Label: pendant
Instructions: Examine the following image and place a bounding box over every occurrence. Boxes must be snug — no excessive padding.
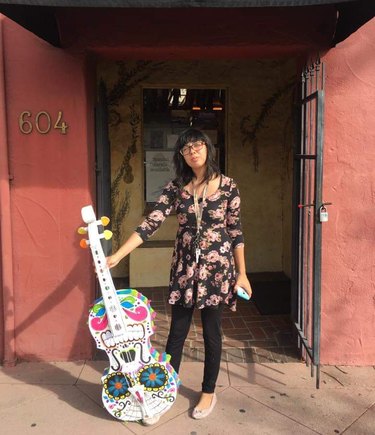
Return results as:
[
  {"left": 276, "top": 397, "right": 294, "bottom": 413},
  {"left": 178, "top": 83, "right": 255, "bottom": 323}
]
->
[
  {"left": 193, "top": 232, "right": 201, "bottom": 264},
  {"left": 195, "top": 247, "right": 201, "bottom": 264},
  {"left": 193, "top": 231, "right": 200, "bottom": 248}
]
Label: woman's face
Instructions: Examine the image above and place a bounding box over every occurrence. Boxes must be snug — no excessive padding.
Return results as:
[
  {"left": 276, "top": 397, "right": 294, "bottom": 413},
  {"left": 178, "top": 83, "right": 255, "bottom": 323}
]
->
[{"left": 181, "top": 140, "right": 208, "bottom": 171}]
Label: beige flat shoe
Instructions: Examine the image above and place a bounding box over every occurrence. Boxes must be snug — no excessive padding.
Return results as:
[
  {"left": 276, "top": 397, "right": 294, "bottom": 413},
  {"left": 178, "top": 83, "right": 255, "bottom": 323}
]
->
[
  {"left": 192, "top": 394, "right": 217, "bottom": 419},
  {"left": 142, "top": 414, "right": 160, "bottom": 426}
]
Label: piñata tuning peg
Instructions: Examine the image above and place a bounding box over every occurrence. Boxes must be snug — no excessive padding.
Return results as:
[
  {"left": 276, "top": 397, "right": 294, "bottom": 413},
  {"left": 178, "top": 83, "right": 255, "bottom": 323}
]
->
[
  {"left": 77, "top": 226, "right": 88, "bottom": 235},
  {"left": 80, "top": 239, "right": 89, "bottom": 249},
  {"left": 103, "top": 230, "right": 113, "bottom": 241},
  {"left": 101, "top": 216, "right": 110, "bottom": 227}
]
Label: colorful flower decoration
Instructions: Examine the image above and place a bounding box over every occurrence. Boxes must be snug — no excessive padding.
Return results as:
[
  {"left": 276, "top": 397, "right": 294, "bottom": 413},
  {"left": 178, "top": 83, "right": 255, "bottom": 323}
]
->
[
  {"left": 104, "top": 372, "right": 132, "bottom": 400},
  {"left": 138, "top": 364, "right": 168, "bottom": 391}
]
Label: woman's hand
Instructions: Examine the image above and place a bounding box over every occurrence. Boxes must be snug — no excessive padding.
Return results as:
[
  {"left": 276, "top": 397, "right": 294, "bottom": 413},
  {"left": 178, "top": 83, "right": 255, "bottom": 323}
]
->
[
  {"left": 105, "top": 232, "right": 144, "bottom": 270},
  {"left": 235, "top": 273, "right": 253, "bottom": 299},
  {"left": 106, "top": 253, "right": 121, "bottom": 269}
]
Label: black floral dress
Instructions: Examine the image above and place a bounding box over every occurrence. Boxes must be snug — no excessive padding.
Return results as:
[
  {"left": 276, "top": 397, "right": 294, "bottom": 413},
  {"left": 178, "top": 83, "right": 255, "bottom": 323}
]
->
[{"left": 135, "top": 175, "right": 245, "bottom": 311}]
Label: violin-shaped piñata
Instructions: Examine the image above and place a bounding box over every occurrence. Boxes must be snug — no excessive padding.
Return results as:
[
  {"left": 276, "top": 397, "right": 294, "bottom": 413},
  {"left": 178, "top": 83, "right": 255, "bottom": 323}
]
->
[{"left": 78, "top": 205, "right": 180, "bottom": 422}]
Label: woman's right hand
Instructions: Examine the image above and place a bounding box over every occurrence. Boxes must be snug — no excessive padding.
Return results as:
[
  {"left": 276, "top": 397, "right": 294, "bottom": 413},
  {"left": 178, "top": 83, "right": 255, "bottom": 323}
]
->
[
  {"left": 106, "top": 254, "right": 121, "bottom": 269},
  {"left": 105, "top": 232, "right": 144, "bottom": 270}
]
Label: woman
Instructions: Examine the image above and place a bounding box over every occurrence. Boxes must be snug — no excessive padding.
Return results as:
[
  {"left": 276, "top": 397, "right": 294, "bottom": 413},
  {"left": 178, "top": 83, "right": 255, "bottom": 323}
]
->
[{"left": 107, "top": 128, "right": 252, "bottom": 422}]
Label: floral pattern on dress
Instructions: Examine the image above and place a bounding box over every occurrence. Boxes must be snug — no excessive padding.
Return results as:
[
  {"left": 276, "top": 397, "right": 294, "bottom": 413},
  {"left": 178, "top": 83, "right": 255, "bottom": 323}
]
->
[{"left": 135, "top": 175, "right": 245, "bottom": 311}]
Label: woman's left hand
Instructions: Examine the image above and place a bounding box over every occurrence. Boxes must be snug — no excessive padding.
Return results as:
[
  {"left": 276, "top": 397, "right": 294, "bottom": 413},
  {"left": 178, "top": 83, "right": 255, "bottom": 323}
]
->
[{"left": 235, "top": 273, "right": 253, "bottom": 299}]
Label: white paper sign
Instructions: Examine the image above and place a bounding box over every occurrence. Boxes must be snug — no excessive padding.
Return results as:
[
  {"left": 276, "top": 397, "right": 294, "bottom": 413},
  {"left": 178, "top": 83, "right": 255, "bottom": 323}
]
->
[{"left": 145, "top": 151, "right": 175, "bottom": 202}]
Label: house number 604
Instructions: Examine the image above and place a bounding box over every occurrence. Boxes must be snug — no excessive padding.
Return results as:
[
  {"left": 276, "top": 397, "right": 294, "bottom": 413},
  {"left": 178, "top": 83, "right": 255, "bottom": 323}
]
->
[{"left": 19, "top": 111, "right": 69, "bottom": 135}]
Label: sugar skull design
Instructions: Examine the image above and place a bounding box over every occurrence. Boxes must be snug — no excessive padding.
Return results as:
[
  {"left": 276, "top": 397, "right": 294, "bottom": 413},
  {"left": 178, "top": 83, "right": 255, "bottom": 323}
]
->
[{"left": 89, "top": 289, "right": 180, "bottom": 421}]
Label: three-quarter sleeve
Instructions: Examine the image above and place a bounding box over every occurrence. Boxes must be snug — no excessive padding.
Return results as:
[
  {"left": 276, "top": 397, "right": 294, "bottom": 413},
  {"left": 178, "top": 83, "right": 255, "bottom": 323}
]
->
[
  {"left": 226, "top": 179, "right": 245, "bottom": 249},
  {"left": 135, "top": 181, "right": 177, "bottom": 241}
]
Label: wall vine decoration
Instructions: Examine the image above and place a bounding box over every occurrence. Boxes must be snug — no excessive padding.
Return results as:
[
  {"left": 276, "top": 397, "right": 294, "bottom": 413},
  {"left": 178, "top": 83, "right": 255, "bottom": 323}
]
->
[
  {"left": 107, "top": 61, "right": 164, "bottom": 107},
  {"left": 111, "top": 103, "right": 141, "bottom": 249},
  {"left": 112, "top": 190, "right": 131, "bottom": 252},
  {"left": 109, "top": 61, "right": 165, "bottom": 251},
  {"left": 240, "top": 79, "right": 295, "bottom": 172},
  {"left": 107, "top": 60, "right": 167, "bottom": 252}
]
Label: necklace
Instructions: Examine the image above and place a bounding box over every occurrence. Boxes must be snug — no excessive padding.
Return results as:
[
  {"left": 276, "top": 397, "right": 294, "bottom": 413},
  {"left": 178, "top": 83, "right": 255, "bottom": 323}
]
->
[{"left": 192, "top": 180, "right": 208, "bottom": 264}]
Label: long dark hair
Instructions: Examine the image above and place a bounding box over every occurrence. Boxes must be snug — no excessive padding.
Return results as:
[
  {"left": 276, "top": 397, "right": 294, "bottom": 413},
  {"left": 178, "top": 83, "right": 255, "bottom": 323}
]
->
[{"left": 173, "top": 128, "right": 220, "bottom": 187}]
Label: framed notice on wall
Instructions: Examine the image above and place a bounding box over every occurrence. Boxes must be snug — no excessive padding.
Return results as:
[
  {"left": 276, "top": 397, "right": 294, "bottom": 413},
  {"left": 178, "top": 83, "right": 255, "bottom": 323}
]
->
[{"left": 145, "top": 151, "right": 175, "bottom": 203}]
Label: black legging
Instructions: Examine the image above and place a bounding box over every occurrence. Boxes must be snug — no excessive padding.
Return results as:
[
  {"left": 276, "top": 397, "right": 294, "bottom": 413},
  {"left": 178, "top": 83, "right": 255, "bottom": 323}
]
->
[{"left": 165, "top": 304, "right": 224, "bottom": 394}]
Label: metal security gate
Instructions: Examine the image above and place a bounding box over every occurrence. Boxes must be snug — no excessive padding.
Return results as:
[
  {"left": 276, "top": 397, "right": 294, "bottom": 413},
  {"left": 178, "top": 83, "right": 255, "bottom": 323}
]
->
[{"left": 291, "top": 60, "right": 328, "bottom": 389}]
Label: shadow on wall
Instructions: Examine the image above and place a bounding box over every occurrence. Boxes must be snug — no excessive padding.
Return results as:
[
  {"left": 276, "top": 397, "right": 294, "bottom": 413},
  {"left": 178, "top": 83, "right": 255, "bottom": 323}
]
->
[
  {"left": 2, "top": 261, "right": 112, "bottom": 420},
  {"left": 1, "top": 262, "right": 200, "bottom": 420}
]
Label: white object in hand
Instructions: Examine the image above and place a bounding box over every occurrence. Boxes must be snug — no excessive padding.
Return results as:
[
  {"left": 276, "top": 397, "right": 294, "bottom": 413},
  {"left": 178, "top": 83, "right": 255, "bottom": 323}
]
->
[{"left": 237, "top": 287, "right": 250, "bottom": 301}]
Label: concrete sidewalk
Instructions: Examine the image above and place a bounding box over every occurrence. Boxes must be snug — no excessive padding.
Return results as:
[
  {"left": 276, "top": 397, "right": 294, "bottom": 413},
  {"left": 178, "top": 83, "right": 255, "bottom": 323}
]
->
[{"left": 0, "top": 361, "right": 374, "bottom": 435}]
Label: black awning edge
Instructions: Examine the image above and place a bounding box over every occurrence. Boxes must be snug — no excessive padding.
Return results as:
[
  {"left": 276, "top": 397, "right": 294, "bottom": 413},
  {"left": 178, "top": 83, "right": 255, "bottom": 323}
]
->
[{"left": 0, "top": 0, "right": 359, "bottom": 8}]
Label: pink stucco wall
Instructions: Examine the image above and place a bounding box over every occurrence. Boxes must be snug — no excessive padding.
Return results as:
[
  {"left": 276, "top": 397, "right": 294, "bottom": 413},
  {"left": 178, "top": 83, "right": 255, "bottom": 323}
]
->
[
  {"left": 321, "top": 18, "right": 375, "bottom": 365},
  {"left": 1, "top": 8, "right": 374, "bottom": 366},
  {"left": 0, "top": 16, "right": 95, "bottom": 362}
]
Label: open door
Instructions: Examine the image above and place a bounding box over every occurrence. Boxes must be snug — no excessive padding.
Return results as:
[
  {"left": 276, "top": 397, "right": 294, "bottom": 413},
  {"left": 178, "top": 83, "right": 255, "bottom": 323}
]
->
[
  {"left": 291, "top": 59, "right": 327, "bottom": 388},
  {"left": 0, "top": 15, "right": 94, "bottom": 363}
]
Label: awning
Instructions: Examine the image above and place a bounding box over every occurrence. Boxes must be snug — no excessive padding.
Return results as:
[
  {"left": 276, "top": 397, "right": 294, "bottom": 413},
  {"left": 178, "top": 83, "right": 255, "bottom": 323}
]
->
[
  {"left": 0, "top": 0, "right": 371, "bottom": 47},
  {"left": 0, "top": 0, "right": 360, "bottom": 7}
]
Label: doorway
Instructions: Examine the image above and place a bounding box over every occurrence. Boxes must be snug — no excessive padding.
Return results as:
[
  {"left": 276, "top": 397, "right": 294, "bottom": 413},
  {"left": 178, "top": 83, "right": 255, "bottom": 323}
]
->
[{"left": 96, "top": 58, "right": 300, "bottom": 362}]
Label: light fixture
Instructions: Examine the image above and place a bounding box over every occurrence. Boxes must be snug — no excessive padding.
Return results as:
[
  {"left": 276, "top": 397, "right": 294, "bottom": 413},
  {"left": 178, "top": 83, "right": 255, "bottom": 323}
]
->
[
  {"left": 192, "top": 91, "right": 201, "bottom": 111},
  {"left": 212, "top": 90, "right": 223, "bottom": 111}
]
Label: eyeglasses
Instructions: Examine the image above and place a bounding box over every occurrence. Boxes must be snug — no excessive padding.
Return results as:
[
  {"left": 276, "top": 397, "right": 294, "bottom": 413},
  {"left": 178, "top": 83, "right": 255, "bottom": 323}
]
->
[{"left": 180, "top": 141, "right": 206, "bottom": 156}]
